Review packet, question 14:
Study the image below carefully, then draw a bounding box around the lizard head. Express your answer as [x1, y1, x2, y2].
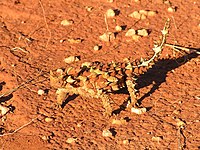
[50, 69, 65, 89]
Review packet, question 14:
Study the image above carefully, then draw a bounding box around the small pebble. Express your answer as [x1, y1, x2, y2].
[112, 118, 127, 125]
[11, 64, 16, 67]
[176, 118, 186, 128]
[64, 56, 80, 64]
[68, 38, 82, 44]
[0, 104, 10, 116]
[123, 139, 130, 145]
[147, 11, 157, 17]
[167, 7, 176, 12]
[137, 29, 149, 36]
[61, 19, 74, 26]
[56, 68, 63, 74]
[77, 123, 81, 127]
[99, 32, 115, 42]
[106, 9, 115, 18]
[125, 29, 136, 36]
[139, 10, 148, 15]
[164, 0, 171, 5]
[93, 45, 101, 51]
[60, 39, 64, 43]
[140, 14, 147, 20]
[107, 0, 114, 2]
[66, 137, 77, 144]
[45, 117, 53, 123]
[85, 6, 93, 12]
[102, 129, 112, 137]
[152, 136, 163, 142]
[115, 25, 122, 31]
[132, 35, 140, 41]
[129, 11, 141, 19]
[41, 136, 49, 141]
[38, 89, 45, 95]
[131, 107, 147, 114]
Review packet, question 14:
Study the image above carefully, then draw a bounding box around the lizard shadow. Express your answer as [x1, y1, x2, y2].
[113, 52, 199, 115]
[0, 81, 6, 91]
[61, 94, 78, 108]
[136, 52, 199, 105]
[0, 81, 13, 103]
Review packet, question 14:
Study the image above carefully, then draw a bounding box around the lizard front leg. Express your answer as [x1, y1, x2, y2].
[99, 93, 113, 117]
[125, 78, 138, 109]
[56, 88, 69, 106]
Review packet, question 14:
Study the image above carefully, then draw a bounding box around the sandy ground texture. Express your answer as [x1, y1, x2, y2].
[0, 0, 200, 149]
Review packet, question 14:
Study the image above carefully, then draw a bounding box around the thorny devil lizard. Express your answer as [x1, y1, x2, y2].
[49, 19, 180, 116]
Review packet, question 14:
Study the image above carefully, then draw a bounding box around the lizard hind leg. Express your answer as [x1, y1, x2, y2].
[125, 78, 138, 109]
[100, 93, 113, 117]
[56, 88, 69, 106]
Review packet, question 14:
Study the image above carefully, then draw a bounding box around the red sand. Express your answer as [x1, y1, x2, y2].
[0, 0, 199, 149]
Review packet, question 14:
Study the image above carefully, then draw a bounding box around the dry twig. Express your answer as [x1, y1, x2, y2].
[10, 47, 29, 54]
[0, 71, 44, 99]
[39, 0, 52, 48]
[0, 118, 37, 137]
[165, 43, 200, 54]
[0, 79, 33, 99]
[104, 14, 109, 32]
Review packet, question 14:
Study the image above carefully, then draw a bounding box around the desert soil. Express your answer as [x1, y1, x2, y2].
[0, 0, 200, 149]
